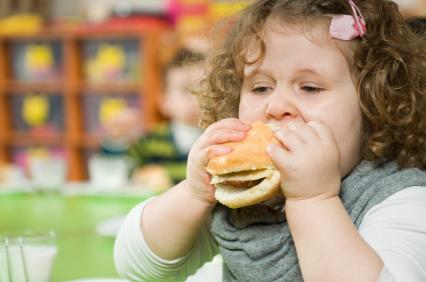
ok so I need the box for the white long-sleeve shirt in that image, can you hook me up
[114,186,426,282]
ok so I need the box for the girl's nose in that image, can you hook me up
[265,90,300,121]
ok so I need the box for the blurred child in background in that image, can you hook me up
[101,47,206,191]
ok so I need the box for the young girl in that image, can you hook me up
[114,0,426,281]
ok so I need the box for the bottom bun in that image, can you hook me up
[214,170,281,208]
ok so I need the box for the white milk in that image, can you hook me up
[0,244,57,282]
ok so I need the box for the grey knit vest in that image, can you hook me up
[210,160,426,281]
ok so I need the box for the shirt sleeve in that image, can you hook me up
[359,186,426,282]
[113,197,219,282]
[378,267,398,282]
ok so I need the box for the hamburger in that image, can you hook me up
[206,121,281,208]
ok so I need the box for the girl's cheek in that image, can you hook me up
[239,96,266,119]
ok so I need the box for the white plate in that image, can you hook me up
[95,216,126,237]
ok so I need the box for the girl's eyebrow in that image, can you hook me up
[294,68,325,78]
[243,66,335,83]
[242,72,274,87]
[293,67,338,83]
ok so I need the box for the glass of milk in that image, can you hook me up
[0,231,57,282]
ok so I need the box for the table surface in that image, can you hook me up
[0,191,148,281]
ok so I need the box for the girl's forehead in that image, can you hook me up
[264,16,333,44]
[242,16,355,74]
[243,17,331,58]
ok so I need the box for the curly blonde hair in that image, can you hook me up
[197,0,426,170]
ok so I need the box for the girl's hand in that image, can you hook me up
[267,121,341,201]
[186,118,251,206]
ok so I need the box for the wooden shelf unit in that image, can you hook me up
[0,27,164,180]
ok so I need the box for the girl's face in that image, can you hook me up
[161,65,203,126]
[239,21,363,177]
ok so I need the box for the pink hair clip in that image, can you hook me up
[330,0,366,40]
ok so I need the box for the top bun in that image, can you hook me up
[206,121,278,175]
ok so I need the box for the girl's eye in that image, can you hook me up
[300,85,324,94]
[252,86,273,94]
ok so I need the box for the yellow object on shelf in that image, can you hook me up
[0,14,42,35]
[25,44,54,74]
[98,98,128,127]
[22,94,49,127]
[86,44,126,82]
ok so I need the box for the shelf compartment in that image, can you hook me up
[9,92,65,136]
[81,38,141,84]
[81,93,142,135]
[8,40,64,82]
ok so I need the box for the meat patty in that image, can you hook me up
[222,178,264,189]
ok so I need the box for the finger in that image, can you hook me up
[201,128,248,148]
[195,145,233,168]
[201,172,216,191]
[274,127,305,151]
[307,120,335,142]
[287,122,319,143]
[191,124,249,165]
[207,145,233,159]
[204,118,251,135]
